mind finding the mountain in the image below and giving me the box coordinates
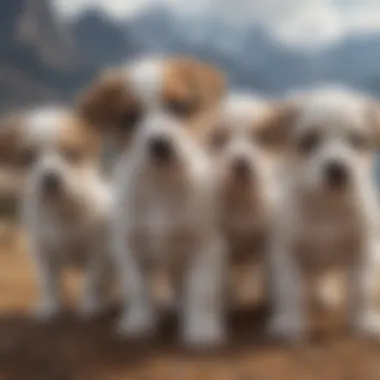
[17,0,77,69]
[0,0,95,113]
[121,4,380,97]
[320,33,380,93]
[72,9,140,67]
[3,0,380,115]
[122,6,315,95]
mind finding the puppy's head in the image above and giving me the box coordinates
[207,94,280,197]
[78,56,225,178]
[265,87,380,196]
[0,107,102,206]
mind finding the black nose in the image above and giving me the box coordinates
[149,136,173,163]
[42,172,61,195]
[324,162,349,189]
[232,157,251,179]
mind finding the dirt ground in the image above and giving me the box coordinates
[0,220,380,380]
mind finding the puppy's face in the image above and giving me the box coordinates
[270,89,380,196]
[78,57,225,177]
[208,96,280,197]
[0,108,101,205]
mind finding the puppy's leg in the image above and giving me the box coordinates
[30,242,62,321]
[181,234,226,348]
[267,235,305,342]
[113,234,156,338]
[349,235,380,337]
[79,248,112,319]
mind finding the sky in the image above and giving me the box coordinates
[52,0,380,49]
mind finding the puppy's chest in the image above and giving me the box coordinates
[38,214,93,263]
[224,204,268,233]
[228,229,266,265]
[223,199,269,260]
[130,197,199,259]
[294,210,361,269]
[225,214,267,264]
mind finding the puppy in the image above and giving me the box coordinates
[0,107,113,320]
[78,56,227,347]
[265,87,380,341]
[206,93,281,306]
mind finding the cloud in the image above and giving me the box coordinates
[202,0,380,49]
[53,0,153,18]
[53,0,189,19]
[53,0,380,49]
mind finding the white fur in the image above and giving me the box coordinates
[268,87,380,341]
[125,57,165,106]
[112,58,226,347]
[222,93,270,126]
[113,149,226,346]
[19,107,114,320]
[24,107,68,144]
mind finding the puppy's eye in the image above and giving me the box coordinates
[62,148,83,164]
[166,98,196,118]
[120,108,141,130]
[349,132,369,150]
[209,129,229,150]
[20,148,38,168]
[297,132,321,155]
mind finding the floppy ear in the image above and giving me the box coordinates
[76,69,129,134]
[0,115,23,164]
[175,57,226,107]
[368,101,380,147]
[260,100,299,147]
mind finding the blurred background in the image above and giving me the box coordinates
[1,1,380,379]
[3,0,380,205]
[4,0,380,114]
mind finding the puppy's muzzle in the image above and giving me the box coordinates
[324,161,349,189]
[148,136,173,164]
[41,171,62,196]
[231,157,252,181]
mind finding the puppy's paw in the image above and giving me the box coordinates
[354,312,380,338]
[115,306,157,339]
[268,313,305,343]
[32,301,61,322]
[182,314,226,349]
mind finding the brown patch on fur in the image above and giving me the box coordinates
[164,57,225,109]
[247,105,286,151]
[57,114,102,162]
[260,101,300,148]
[163,57,226,138]
[0,114,27,166]
[77,69,139,149]
[367,101,380,147]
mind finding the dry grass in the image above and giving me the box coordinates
[0,220,380,380]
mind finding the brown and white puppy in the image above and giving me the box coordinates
[206,93,281,306]
[0,107,113,320]
[265,87,380,341]
[78,56,227,347]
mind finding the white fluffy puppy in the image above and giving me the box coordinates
[0,107,113,320]
[206,93,281,305]
[78,56,227,347]
[265,87,380,341]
